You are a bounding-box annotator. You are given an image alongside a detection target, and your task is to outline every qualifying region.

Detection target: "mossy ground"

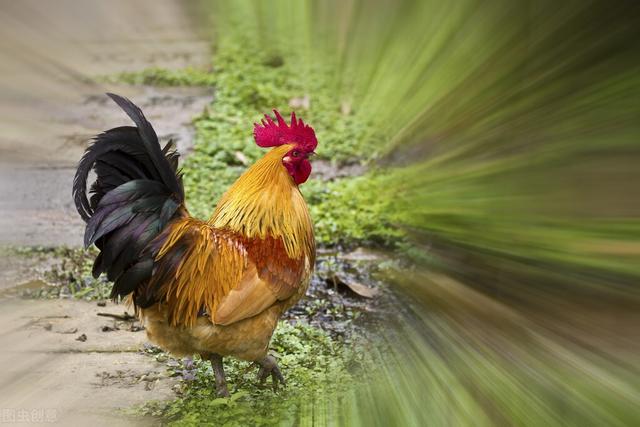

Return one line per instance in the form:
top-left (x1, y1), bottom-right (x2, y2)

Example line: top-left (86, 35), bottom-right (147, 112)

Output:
top-left (135, 321), bottom-right (374, 426)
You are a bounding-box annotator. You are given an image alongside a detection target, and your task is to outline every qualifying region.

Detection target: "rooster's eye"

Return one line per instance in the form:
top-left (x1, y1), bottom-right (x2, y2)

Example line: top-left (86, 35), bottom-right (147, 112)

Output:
top-left (292, 150), bottom-right (300, 157)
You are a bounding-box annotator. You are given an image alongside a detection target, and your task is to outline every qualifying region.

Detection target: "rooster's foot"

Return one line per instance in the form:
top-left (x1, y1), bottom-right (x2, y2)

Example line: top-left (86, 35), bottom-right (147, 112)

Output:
top-left (256, 354), bottom-right (286, 391)
top-left (202, 353), bottom-right (229, 398)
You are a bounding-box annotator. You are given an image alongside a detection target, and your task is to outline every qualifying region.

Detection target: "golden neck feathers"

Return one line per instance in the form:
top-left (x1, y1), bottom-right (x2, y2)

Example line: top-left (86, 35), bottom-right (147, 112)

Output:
top-left (209, 145), bottom-right (315, 261)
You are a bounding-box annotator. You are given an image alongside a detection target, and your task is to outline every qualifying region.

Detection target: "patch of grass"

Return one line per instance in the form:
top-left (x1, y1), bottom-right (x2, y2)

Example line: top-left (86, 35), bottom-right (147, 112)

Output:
top-left (4, 244), bottom-right (75, 259)
top-left (103, 67), bottom-right (217, 87)
top-left (15, 246), bottom-right (112, 301)
top-left (305, 175), bottom-right (405, 247)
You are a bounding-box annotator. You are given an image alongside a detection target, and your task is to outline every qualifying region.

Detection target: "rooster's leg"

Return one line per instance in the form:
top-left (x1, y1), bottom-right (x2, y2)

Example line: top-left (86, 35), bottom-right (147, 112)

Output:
top-left (256, 354), bottom-right (286, 390)
top-left (202, 353), bottom-right (229, 397)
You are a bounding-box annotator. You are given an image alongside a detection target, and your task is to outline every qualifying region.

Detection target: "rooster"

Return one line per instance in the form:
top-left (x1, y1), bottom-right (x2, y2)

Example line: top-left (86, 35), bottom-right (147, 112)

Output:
top-left (72, 94), bottom-right (316, 397)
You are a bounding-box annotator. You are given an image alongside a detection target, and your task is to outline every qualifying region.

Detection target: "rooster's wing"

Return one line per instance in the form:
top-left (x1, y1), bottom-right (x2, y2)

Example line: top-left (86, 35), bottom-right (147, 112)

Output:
top-left (139, 217), bottom-right (307, 327)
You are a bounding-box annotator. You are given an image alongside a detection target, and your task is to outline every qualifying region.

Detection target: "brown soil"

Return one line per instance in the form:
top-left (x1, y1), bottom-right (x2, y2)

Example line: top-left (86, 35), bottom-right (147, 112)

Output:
top-left (0, 296), bottom-right (178, 426)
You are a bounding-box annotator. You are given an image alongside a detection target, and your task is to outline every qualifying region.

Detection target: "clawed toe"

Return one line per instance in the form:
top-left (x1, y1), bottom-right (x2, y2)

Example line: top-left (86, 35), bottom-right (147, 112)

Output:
top-left (216, 384), bottom-right (230, 398)
top-left (256, 354), bottom-right (286, 390)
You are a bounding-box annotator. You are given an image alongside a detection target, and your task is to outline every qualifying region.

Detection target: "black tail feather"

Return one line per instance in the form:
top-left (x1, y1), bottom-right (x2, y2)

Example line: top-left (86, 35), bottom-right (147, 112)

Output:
top-left (73, 126), bottom-right (148, 221)
top-left (106, 93), bottom-right (183, 199)
top-left (72, 93), bottom-right (186, 300)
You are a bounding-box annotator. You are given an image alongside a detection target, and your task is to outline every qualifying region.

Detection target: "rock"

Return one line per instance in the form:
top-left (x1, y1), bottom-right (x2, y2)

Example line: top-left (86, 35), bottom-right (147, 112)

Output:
top-left (327, 273), bottom-right (379, 299)
top-left (289, 95), bottom-right (310, 110)
top-left (340, 101), bottom-right (352, 116)
top-left (234, 151), bottom-right (249, 165)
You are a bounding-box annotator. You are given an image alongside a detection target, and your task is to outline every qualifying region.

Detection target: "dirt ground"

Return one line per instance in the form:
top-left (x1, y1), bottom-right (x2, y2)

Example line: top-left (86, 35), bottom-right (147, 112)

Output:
top-left (0, 295), bottom-right (178, 426)
top-left (0, 1), bottom-right (213, 424)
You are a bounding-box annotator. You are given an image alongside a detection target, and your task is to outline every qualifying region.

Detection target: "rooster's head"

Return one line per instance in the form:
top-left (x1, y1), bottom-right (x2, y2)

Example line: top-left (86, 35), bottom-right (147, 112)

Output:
top-left (253, 110), bottom-right (317, 185)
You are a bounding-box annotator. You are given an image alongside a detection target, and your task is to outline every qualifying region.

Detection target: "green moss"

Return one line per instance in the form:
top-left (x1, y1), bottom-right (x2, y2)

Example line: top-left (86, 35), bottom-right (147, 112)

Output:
top-left (304, 174), bottom-right (405, 247)
top-left (103, 67), bottom-right (217, 87)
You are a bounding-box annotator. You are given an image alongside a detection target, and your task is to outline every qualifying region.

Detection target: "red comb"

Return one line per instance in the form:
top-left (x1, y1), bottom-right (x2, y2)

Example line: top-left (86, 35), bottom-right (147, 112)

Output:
top-left (253, 110), bottom-right (317, 152)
